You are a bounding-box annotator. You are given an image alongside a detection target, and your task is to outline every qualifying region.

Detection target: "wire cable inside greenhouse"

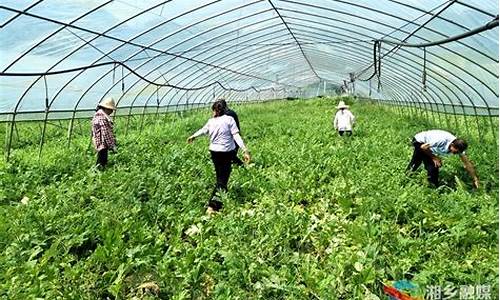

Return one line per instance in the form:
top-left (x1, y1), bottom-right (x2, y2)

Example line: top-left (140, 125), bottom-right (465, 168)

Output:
top-left (0, 1), bottom-right (498, 299)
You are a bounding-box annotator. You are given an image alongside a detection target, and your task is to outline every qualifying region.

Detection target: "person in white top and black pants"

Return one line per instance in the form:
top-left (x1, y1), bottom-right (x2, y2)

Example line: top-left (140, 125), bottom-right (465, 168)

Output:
top-left (407, 129), bottom-right (479, 188)
top-left (333, 101), bottom-right (355, 136)
top-left (188, 100), bottom-right (251, 213)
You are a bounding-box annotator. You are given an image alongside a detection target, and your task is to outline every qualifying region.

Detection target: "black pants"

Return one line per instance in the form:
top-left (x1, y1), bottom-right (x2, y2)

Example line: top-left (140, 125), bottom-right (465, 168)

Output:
top-left (407, 139), bottom-right (439, 186)
top-left (96, 149), bottom-right (108, 168)
top-left (230, 145), bottom-right (244, 166)
top-left (209, 151), bottom-right (233, 210)
top-left (338, 130), bottom-right (352, 136)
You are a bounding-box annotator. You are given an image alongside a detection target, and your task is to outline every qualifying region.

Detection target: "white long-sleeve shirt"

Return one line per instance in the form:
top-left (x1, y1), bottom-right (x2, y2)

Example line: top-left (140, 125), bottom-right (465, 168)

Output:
top-left (191, 115), bottom-right (247, 152)
top-left (414, 130), bottom-right (457, 156)
top-left (333, 109), bottom-right (355, 131)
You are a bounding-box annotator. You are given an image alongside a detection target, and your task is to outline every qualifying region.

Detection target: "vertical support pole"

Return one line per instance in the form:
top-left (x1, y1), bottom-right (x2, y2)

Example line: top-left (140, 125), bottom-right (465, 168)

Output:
top-left (67, 114), bottom-right (75, 147)
top-left (460, 104), bottom-right (470, 138)
top-left (5, 114), bottom-right (15, 161)
top-left (87, 119), bottom-right (93, 152)
top-left (422, 48), bottom-right (427, 92)
top-left (39, 115), bottom-right (48, 160)
top-left (368, 79), bottom-right (372, 98)
top-left (112, 63), bottom-right (116, 85)
top-left (38, 76), bottom-right (50, 160)
top-left (155, 86), bottom-right (160, 123)
top-left (13, 121), bottom-right (19, 143)
top-left (4, 119), bottom-right (9, 155)
top-left (121, 64), bottom-right (125, 94)
top-left (67, 106), bottom-right (80, 148)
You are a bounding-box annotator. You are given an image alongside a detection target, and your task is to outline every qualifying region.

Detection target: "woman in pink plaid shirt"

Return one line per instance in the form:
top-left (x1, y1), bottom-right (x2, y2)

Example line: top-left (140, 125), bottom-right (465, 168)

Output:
top-left (92, 97), bottom-right (117, 168)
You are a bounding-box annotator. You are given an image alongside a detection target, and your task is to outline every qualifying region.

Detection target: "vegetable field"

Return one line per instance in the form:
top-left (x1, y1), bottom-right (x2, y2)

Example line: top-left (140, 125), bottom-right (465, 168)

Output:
top-left (0, 98), bottom-right (497, 299)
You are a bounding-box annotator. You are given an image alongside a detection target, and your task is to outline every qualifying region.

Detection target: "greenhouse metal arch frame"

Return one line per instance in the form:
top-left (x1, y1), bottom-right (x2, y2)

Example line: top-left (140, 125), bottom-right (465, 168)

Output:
top-left (0, 0), bottom-right (498, 160)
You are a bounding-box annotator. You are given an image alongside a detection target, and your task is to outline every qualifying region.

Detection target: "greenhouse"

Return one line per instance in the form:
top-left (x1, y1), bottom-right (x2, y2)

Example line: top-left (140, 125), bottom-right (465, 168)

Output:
top-left (0, 0), bottom-right (498, 299)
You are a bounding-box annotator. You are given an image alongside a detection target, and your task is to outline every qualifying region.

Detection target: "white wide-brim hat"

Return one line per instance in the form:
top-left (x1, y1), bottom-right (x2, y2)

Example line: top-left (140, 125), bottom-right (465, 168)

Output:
top-left (99, 97), bottom-right (116, 110)
top-left (337, 101), bottom-right (349, 109)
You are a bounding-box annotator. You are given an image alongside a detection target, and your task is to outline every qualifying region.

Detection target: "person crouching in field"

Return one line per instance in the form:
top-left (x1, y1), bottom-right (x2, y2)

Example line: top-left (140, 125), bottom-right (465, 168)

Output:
top-left (187, 100), bottom-right (251, 214)
top-left (333, 101), bottom-right (355, 136)
top-left (92, 97), bottom-right (117, 169)
top-left (406, 129), bottom-right (479, 188)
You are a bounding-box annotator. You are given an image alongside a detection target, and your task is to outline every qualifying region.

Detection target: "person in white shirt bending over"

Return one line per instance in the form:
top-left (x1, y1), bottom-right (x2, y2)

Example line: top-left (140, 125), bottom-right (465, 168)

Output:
top-left (333, 101), bottom-right (355, 136)
top-left (406, 129), bottom-right (479, 188)
top-left (187, 100), bottom-right (251, 214)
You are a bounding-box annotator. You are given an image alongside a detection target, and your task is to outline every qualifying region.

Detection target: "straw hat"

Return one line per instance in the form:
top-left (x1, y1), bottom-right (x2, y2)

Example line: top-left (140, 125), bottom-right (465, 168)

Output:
top-left (98, 97), bottom-right (116, 110)
top-left (337, 101), bottom-right (349, 109)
